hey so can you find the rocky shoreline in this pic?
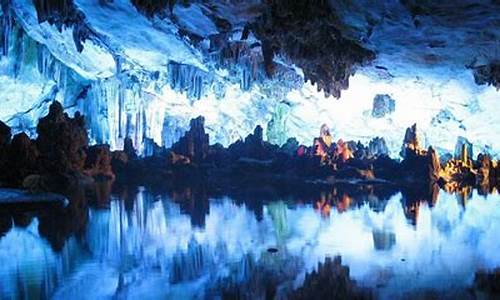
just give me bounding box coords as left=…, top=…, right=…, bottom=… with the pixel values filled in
left=0, top=101, right=499, bottom=200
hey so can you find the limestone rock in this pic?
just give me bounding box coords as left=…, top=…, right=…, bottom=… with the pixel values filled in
left=0, top=120, right=11, bottom=148
left=454, top=136, right=473, bottom=163
left=172, top=116, right=209, bottom=163
left=36, top=101, right=88, bottom=174
left=4, top=133, right=39, bottom=186
left=84, top=145, right=115, bottom=180
left=400, top=123, right=421, bottom=159
left=123, top=137, right=138, bottom=160
left=251, top=0, right=375, bottom=98
left=229, top=125, right=278, bottom=160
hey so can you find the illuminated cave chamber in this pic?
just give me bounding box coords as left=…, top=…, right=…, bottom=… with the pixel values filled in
left=0, top=0, right=499, bottom=158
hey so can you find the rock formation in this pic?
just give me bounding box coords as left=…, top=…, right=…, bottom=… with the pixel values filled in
left=0, top=121, right=11, bottom=184
left=3, top=133, right=39, bottom=187
left=0, top=120, right=10, bottom=149
left=368, top=137, right=389, bottom=157
left=84, top=145, right=115, bottom=180
left=228, top=125, right=279, bottom=160
left=36, top=101, right=88, bottom=175
left=171, top=116, right=209, bottom=163
left=250, top=0, right=375, bottom=98
left=454, top=136, right=473, bottom=163
left=399, top=124, right=441, bottom=184
left=400, top=123, right=421, bottom=159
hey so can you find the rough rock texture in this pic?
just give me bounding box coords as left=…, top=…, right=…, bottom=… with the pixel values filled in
left=476, top=153, right=493, bottom=188
left=371, top=94, right=396, bottom=118
left=280, top=138, right=300, bottom=156
left=398, top=124, right=441, bottom=183
left=123, top=137, right=138, bottom=160
left=0, top=121, right=11, bottom=181
left=400, top=123, right=420, bottom=159
left=32, top=0, right=90, bottom=51
left=131, top=0, right=176, bottom=16
left=228, top=125, right=280, bottom=161
left=3, top=133, right=39, bottom=186
left=84, top=144, right=115, bottom=180
left=36, top=101, right=88, bottom=175
left=171, top=116, right=209, bottom=163
left=251, top=0, right=375, bottom=98
left=0, top=120, right=11, bottom=149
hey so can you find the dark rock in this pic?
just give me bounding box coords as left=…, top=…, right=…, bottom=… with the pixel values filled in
left=476, top=154, right=493, bottom=187
left=427, top=147, right=441, bottom=182
left=0, top=120, right=11, bottom=148
left=36, top=101, right=88, bottom=175
left=0, top=121, right=11, bottom=185
left=472, top=61, right=500, bottom=89
left=474, top=268, right=500, bottom=295
left=166, top=151, right=191, bottom=166
left=131, top=0, right=175, bottom=17
left=228, top=125, right=279, bottom=160
left=172, top=116, right=209, bottom=163
left=84, top=144, right=115, bottom=180
left=251, top=0, right=375, bottom=98
left=207, top=143, right=230, bottom=166
left=371, top=94, right=395, bottom=118
left=280, top=138, right=300, bottom=156
left=123, top=137, right=138, bottom=160
left=111, top=151, right=129, bottom=174
left=3, top=133, right=39, bottom=186
left=32, top=0, right=91, bottom=52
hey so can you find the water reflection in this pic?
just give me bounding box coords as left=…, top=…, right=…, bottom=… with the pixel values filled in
left=0, top=184, right=499, bottom=299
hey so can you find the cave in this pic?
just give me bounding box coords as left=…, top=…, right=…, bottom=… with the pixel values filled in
left=0, top=0, right=499, bottom=299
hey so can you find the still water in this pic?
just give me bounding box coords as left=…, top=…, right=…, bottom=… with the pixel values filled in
left=0, top=185, right=499, bottom=299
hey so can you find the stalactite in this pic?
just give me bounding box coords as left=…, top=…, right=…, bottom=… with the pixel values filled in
left=167, top=62, right=210, bottom=100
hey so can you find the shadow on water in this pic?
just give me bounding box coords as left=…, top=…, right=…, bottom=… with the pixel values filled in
left=0, top=180, right=499, bottom=299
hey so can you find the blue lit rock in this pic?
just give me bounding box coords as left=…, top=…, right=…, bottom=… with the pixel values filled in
left=372, top=94, right=395, bottom=118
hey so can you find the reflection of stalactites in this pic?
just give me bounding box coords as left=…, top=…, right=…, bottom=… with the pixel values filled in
left=267, top=201, right=289, bottom=244
left=372, top=230, right=396, bottom=251
left=315, top=191, right=333, bottom=217
left=171, top=186, right=209, bottom=228
left=403, top=201, right=421, bottom=226
left=290, top=256, right=372, bottom=299
left=456, top=186, right=473, bottom=206
left=430, top=183, right=440, bottom=206
left=336, top=194, right=352, bottom=213
left=170, top=237, right=208, bottom=284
